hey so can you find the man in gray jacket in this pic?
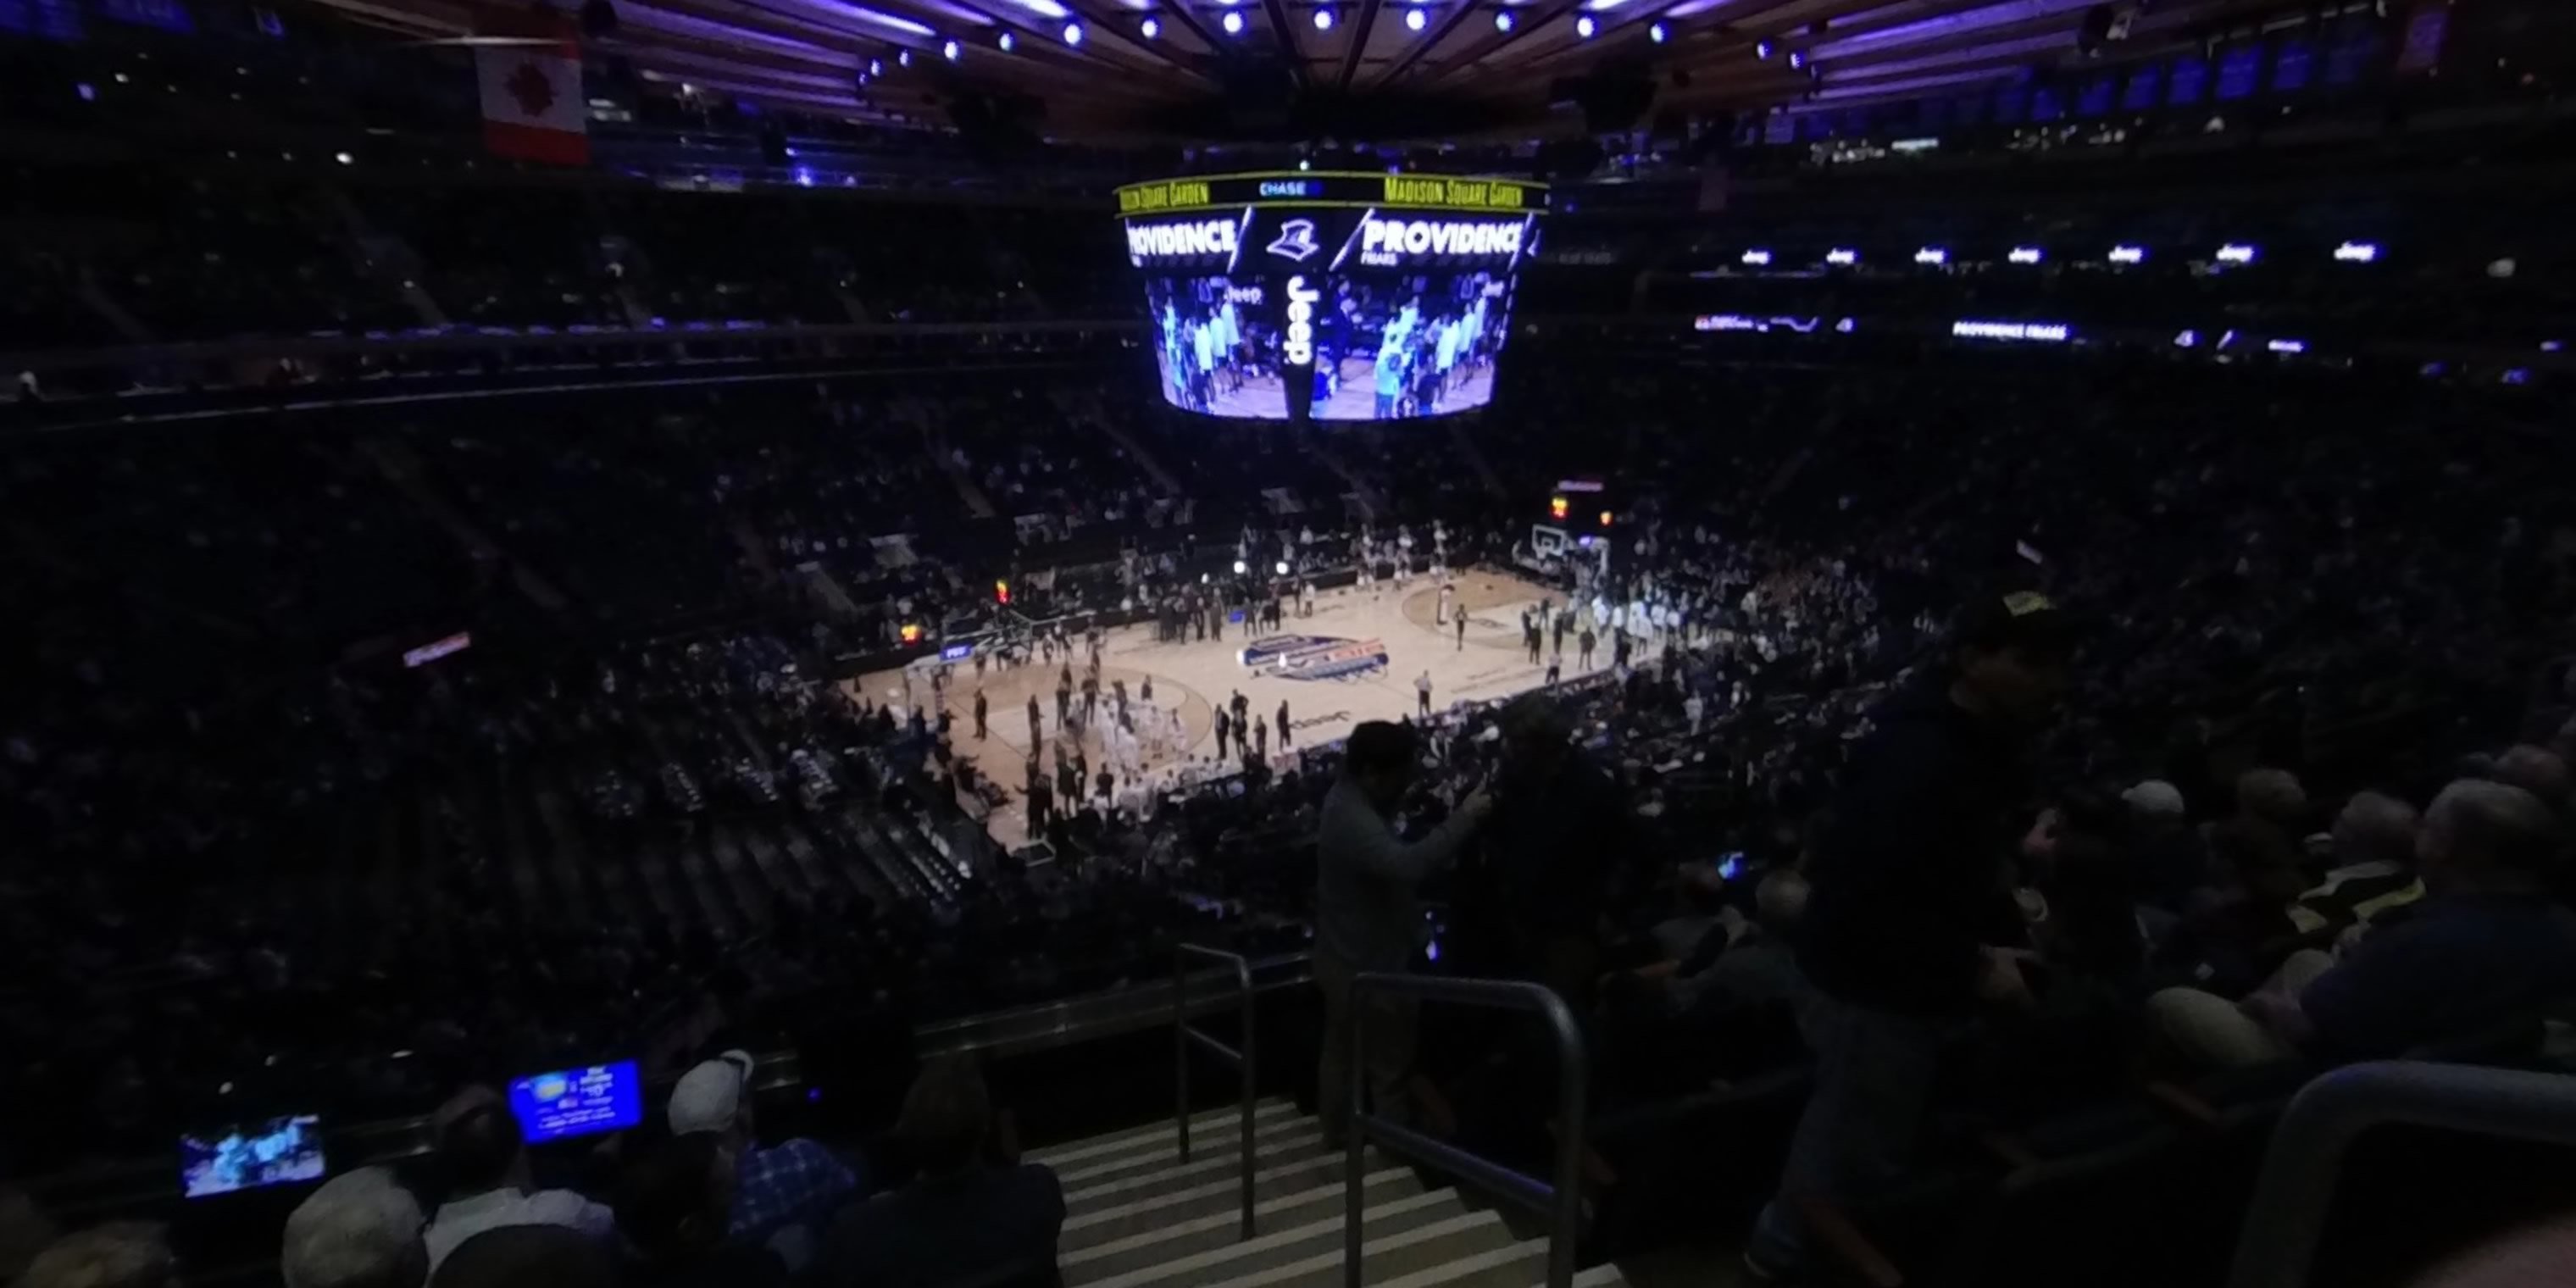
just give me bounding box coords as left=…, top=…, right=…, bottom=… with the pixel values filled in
left=1315, top=721, right=1493, bottom=1147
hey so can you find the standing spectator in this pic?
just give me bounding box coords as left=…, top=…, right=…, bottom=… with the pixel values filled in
left=613, top=1135, right=786, bottom=1288
left=1278, top=698, right=1294, bottom=747
left=667, top=1052, right=858, bottom=1254
left=1314, top=722, right=1494, bottom=1147
left=283, top=1167, right=426, bottom=1288
left=1747, top=594, right=2073, bottom=1280
left=973, top=689, right=988, bottom=741
left=420, top=1088, right=616, bottom=1276
left=1414, top=670, right=1434, bottom=719
left=813, top=1058, right=1063, bottom=1288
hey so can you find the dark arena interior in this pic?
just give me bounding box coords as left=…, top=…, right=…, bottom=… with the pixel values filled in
left=9, top=0, right=2576, bottom=1285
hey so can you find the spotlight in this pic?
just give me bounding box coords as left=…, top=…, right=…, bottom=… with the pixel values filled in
left=1495, top=9, right=1513, bottom=31
left=898, top=49, right=913, bottom=65
left=1786, top=48, right=1803, bottom=69
left=1648, top=20, right=1666, bottom=42
left=942, top=37, right=961, bottom=58
left=1223, top=10, right=1243, bottom=32
left=868, top=58, right=883, bottom=75
left=1062, top=21, right=1081, bottom=43
left=1140, top=15, right=1160, bottom=36
left=1275, top=561, right=1291, bottom=575
left=1755, top=38, right=1773, bottom=58
left=997, top=30, right=1013, bottom=50
left=1314, top=6, right=1334, bottom=28
left=1575, top=14, right=1595, bottom=36
left=1405, top=7, right=1425, bottom=30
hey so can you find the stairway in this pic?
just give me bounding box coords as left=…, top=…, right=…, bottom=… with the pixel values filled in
left=1036, top=1099, right=1629, bottom=1288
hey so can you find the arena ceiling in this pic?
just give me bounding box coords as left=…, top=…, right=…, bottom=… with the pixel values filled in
left=324, top=0, right=2300, bottom=141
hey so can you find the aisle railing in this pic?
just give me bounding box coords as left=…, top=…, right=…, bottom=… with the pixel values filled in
left=1174, top=942, right=1259, bottom=1241
left=1341, top=973, right=1587, bottom=1288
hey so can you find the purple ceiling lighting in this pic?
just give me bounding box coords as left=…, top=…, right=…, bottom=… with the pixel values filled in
left=1812, top=0, right=2105, bottom=62
left=783, top=0, right=941, bottom=38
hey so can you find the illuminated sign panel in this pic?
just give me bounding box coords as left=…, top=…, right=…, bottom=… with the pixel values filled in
left=1112, top=171, right=1549, bottom=216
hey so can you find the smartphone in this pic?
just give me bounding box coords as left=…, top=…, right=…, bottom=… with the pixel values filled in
left=1718, top=852, right=1745, bottom=880
left=507, top=1060, right=644, bottom=1144
left=180, top=1113, right=325, bottom=1198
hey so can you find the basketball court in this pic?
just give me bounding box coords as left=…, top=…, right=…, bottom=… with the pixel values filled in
left=848, top=569, right=1590, bottom=843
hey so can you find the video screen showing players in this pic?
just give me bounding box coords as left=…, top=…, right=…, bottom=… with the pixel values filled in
left=180, top=1113, right=326, bottom=1198
left=1143, top=269, right=1513, bottom=420
left=1147, top=275, right=1283, bottom=419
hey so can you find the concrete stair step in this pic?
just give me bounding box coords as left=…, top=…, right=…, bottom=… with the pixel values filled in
left=1061, top=1168, right=1423, bottom=1282
left=1053, top=1114, right=1328, bottom=1189
left=1076, top=1187, right=1468, bottom=1288
left=1200, top=1208, right=1519, bottom=1288
left=1031, top=1099, right=1301, bottom=1169
left=1063, top=1132, right=1341, bottom=1213
left=1063, top=1148, right=1385, bottom=1251
left=1375, top=1241, right=1630, bottom=1288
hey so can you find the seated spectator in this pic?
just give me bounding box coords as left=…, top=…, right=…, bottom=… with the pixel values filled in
left=421, top=1087, right=616, bottom=1275
left=2491, top=744, right=2573, bottom=815
left=813, top=1057, right=1063, bottom=1288
left=665, top=1051, right=858, bottom=1263
left=2151, top=819, right=2309, bottom=997
left=2151, top=780, right=2576, bottom=1069
left=283, top=1167, right=427, bottom=1288
left=612, top=1133, right=787, bottom=1288
left=19, top=1222, right=171, bottom=1288
left=2119, top=779, right=2204, bottom=912
left=2231, top=767, right=2311, bottom=836
left=428, top=1224, right=614, bottom=1288
left=1665, top=868, right=1812, bottom=1017
left=2290, top=791, right=2423, bottom=945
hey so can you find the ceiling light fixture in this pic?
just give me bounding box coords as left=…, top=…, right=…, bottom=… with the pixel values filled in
left=1314, top=6, right=1334, bottom=29
left=1223, top=9, right=1244, bottom=32
left=1495, top=9, right=1513, bottom=31
left=1062, top=20, right=1081, bottom=42
left=1140, top=15, right=1159, bottom=36
left=1575, top=14, right=1595, bottom=36
left=1405, top=7, right=1425, bottom=30
left=1648, top=21, right=1665, bottom=42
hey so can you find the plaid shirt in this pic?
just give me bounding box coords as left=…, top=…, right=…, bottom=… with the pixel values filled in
left=730, top=1138, right=859, bottom=1241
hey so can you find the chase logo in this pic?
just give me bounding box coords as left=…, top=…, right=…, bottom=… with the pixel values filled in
left=1266, top=219, right=1321, bottom=263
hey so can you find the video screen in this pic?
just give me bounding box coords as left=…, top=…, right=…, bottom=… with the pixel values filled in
left=1146, top=269, right=1513, bottom=420
left=181, top=1113, right=326, bottom=1197
left=507, top=1061, right=643, bottom=1143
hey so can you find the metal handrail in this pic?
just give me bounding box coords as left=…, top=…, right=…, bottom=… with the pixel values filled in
left=1174, top=942, right=1259, bottom=1241
left=1343, top=973, right=1587, bottom=1288
left=2227, top=1060, right=2576, bottom=1288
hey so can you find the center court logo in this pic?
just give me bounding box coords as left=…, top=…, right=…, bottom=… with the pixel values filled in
left=1239, top=633, right=1390, bottom=681
left=1265, top=219, right=1321, bottom=263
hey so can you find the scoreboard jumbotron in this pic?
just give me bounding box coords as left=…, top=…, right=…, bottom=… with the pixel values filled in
left=1117, top=170, right=1547, bottom=425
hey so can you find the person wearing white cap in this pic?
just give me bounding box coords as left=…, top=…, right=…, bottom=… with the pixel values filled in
left=666, top=1051, right=858, bottom=1260
left=281, top=1166, right=425, bottom=1288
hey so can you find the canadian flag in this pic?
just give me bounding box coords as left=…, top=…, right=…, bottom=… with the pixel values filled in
left=476, top=19, right=588, bottom=165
